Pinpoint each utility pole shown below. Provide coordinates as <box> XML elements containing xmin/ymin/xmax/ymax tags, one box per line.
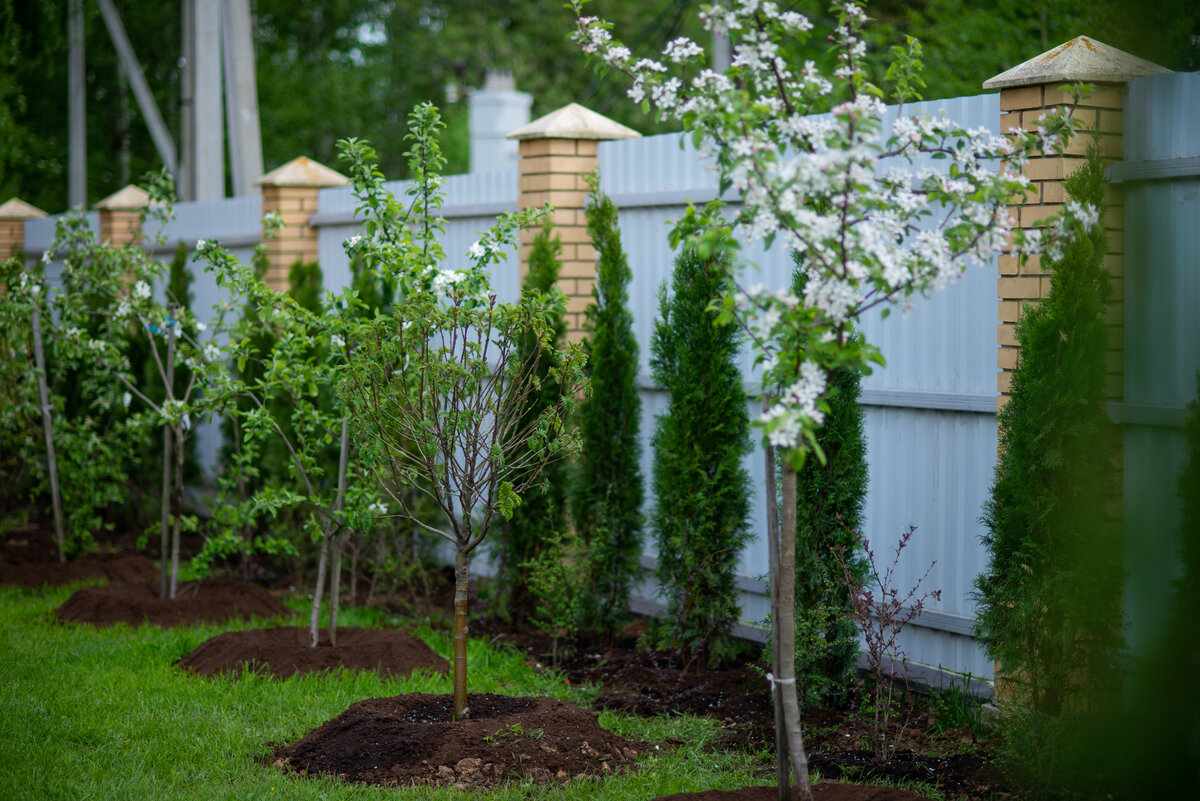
<box><xmin>221</xmin><ymin>0</ymin><xmax>263</xmax><ymax>196</ymax></box>
<box><xmin>68</xmin><ymin>0</ymin><xmax>85</xmax><ymax>208</ymax></box>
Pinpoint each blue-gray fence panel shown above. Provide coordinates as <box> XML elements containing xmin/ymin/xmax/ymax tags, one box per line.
<box><xmin>1116</xmin><ymin>71</ymin><xmax>1200</xmax><ymax>655</ymax></box>
<box><xmin>600</xmin><ymin>92</ymin><xmax>1001</xmax><ymax>679</ymax></box>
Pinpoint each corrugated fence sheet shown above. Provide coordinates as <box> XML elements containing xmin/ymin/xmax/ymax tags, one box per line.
<box><xmin>1117</xmin><ymin>71</ymin><xmax>1200</xmax><ymax>655</ymax></box>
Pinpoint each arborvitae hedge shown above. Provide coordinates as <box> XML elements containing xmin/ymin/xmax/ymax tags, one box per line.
<box><xmin>649</xmin><ymin>243</ymin><xmax>751</xmax><ymax>666</ymax></box>
<box><xmin>497</xmin><ymin>220</ymin><xmax>568</xmax><ymax>621</ymax></box>
<box><xmin>974</xmin><ymin>145</ymin><xmax>1122</xmax><ymax>718</ymax></box>
<box><xmin>573</xmin><ymin>185</ymin><xmax>643</xmax><ymax>636</ymax></box>
<box><xmin>792</xmin><ymin>267</ymin><xmax>868</xmax><ymax>706</ymax></box>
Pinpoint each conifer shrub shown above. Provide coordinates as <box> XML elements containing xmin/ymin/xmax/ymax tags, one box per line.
<box><xmin>974</xmin><ymin>145</ymin><xmax>1123</xmax><ymax>720</ymax></box>
<box><xmin>649</xmin><ymin>242</ymin><xmax>752</xmax><ymax>667</ymax></box>
<box><xmin>572</xmin><ymin>183</ymin><xmax>644</xmax><ymax>637</ymax></box>
<box><xmin>496</xmin><ymin>219</ymin><xmax>568</xmax><ymax>621</ymax></box>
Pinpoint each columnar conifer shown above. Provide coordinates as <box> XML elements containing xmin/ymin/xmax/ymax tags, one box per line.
<box><xmin>650</xmin><ymin>243</ymin><xmax>751</xmax><ymax>667</ymax></box>
<box><xmin>573</xmin><ymin>184</ymin><xmax>643</xmax><ymax>637</ymax></box>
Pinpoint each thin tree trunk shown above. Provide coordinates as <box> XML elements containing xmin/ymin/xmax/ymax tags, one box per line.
<box><xmin>310</xmin><ymin>534</ymin><xmax>329</xmax><ymax>648</ymax></box>
<box><xmin>328</xmin><ymin>418</ymin><xmax>350</xmax><ymax>646</ymax></box>
<box><xmin>452</xmin><ymin>546</ymin><xmax>471</xmax><ymax>721</ymax></box>
<box><xmin>30</xmin><ymin>304</ymin><xmax>66</xmax><ymax>564</ymax></box>
<box><xmin>779</xmin><ymin>462</ymin><xmax>812</xmax><ymax>799</ymax></box>
<box><xmin>170</xmin><ymin>423</ymin><xmax>184</xmax><ymax>599</ymax></box>
<box><xmin>763</xmin><ymin>421</ymin><xmax>788</xmax><ymax>801</ymax></box>
<box><xmin>160</xmin><ymin>425</ymin><xmax>172</xmax><ymax>596</ymax></box>
<box><xmin>348</xmin><ymin>542</ymin><xmax>358</xmax><ymax>604</ymax></box>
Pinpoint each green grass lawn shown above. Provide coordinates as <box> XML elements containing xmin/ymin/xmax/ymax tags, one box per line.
<box><xmin>0</xmin><ymin>582</ymin><xmax>769</xmax><ymax>801</ymax></box>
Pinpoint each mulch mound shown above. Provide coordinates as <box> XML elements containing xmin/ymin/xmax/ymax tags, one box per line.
<box><xmin>651</xmin><ymin>782</ymin><xmax>936</xmax><ymax>800</ymax></box>
<box><xmin>179</xmin><ymin>626</ymin><xmax>449</xmax><ymax>678</ymax></box>
<box><xmin>272</xmin><ymin>692</ymin><xmax>642</xmax><ymax>789</ymax></box>
<box><xmin>54</xmin><ymin>578</ymin><xmax>293</xmax><ymax>627</ymax></box>
<box><xmin>0</xmin><ymin>552</ymin><xmax>157</xmax><ymax>588</ymax></box>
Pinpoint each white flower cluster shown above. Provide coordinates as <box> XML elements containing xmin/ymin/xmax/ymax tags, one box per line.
<box><xmin>431</xmin><ymin>269</ymin><xmax>466</xmax><ymax>297</ymax></box>
<box><xmin>133</xmin><ymin>281</ymin><xmax>152</xmax><ymax>300</ymax></box>
<box><xmin>467</xmin><ymin>241</ymin><xmax>487</xmax><ymax>261</ymax></box>
<box><xmin>573</xmin><ymin>0</ymin><xmax>1081</xmax><ymax>453</ymax></box>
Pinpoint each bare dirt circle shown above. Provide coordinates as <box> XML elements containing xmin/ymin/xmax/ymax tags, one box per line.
<box><xmin>54</xmin><ymin>578</ymin><xmax>293</xmax><ymax>627</ymax></box>
<box><xmin>650</xmin><ymin>783</ymin><xmax>937</xmax><ymax>800</ymax></box>
<box><xmin>179</xmin><ymin>625</ymin><xmax>449</xmax><ymax>678</ymax></box>
<box><xmin>272</xmin><ymin>692</ymin><xmax>642</xmax><ymax>789</ymax></box>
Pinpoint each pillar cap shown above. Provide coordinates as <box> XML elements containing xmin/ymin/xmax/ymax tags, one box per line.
<box><xmin>256</xmin><ymin>156</ymin><xmax>350</xmax><ymax>188</ymax></box>
<box><xmin>506</xmin><ymin>102</ymin><xmax>641</xmax><ymax>141</ymax></box>
<box><xmin>94</xmin><ymin>185</ymin><xmax>151</xmax><ymax>211</ymax></box>
<box><xmin>984</xmin><ymin>35</ymin><xmax>1170</xmax><ymax>90</ymax></box>
<box><xmin>0</xmin><ymin>197</ymin><xmax>48</xmax><ymax>219</ymax></box>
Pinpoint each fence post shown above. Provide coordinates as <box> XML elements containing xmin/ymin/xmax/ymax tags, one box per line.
<box><xmin>256</xmin><ymin>156</ymin><xmax>349</xmax><ymax>292</ymax></box>
<box><xmin>507</xmin><ymin>103</ymin><xmax>640</xmax><ymax>341</ymax></box>
<box><xmin>985</xmin><ymin>36</ymin><xmax>1169</xmax><ymax>409</ymax></box>
<box><xmin>0</xmin><ymin>197</ymin><xmax>47</xmax><ymax>261</ymax></box>
<box><xmin>95</xmin><ymin>185</ymin><xmax>150</xmax><ymax>246</ymax></box>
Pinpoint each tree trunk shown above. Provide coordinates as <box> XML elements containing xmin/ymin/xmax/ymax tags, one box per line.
<box><xmin>162</xmin><ymin>319</ymin><xmax>176</xmax><ymax>597</ymax></box>
<box><xmin>30</xmin><ymin>304</ymin><xmax>66</xmax><ymax>564</ymax></box>
<box><xmin>170</xmin><ymin>423</ymin><xmax>184</xmax><ymax>599</ymax></box>
<box><xmin>763</xmin><ymin>428</ymin><xmax>789</xmax><ymax>801</ymax></box>
<box><xmin>452</xmin><ymin>546</ymin><xmax>471</xmax><ymax>721</ymax></box>
<box><xmin>310</xmin><ymin>533</ymin><xmax>329</xmax><ymax>648</ymax></box>
<box><xmin>779</xmin><ymin>462</ymin><xmax>812</xmax><ymax>799</ymax></box>
<box><xmin>328</xmin><ymin>418</ymin><xmax>350</xmax><ymax>646</ymax></box>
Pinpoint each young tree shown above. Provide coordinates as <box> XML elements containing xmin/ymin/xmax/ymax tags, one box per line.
<box><xmin>336</xmin><ymin>104</ymin><xmax>587</xmax><ymax>721</ymax></box>
<box><xmin>571</xmin><ymin>2</ymin><xmax>1084</xmax><ymax>796</ymax></box>
<box><xmin>974</xmin><ymin>145</ymin><xmax>1122</xmax><ymax>716</ymax></box>
<box><xmin>649</xmin><ymin>242</ymin><xmax>752</xmax><ymax>668</ymax></box>
<box><xmin>572</xmin><ymin>183</ymin><xmax>644</xmax><ymax>638</ymax></box>
<box><xmin>494</xmin><ymin>219</ymin><xmax>569</xmax><ymax>620</ymax></box>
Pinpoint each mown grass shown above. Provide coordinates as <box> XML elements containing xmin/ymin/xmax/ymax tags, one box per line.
<box><xmin>0</xmin><ymin>581</ymin><xmax>769</xmax><ymax>801</ymax></box>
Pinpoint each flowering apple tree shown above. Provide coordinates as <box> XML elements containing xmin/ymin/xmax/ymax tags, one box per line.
<box><xmin>572</xmin><ymin>0</ymin><xmax>1091</xmax><ymax>796</ymax></box>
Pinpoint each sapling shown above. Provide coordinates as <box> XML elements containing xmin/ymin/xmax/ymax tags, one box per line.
<box><xmin>522</xmin><ymin>529</ymin><xmax>590</xmax><ymax>666</ymax></box>
<box><xmin>570</xmin><ymin>1</ymin><xmax>1086</xmax><ymax>796</ymax></box>
<box><xmin>337</xmin><ymin>103</ymin><xmax>588</xmax><ymax>721</ymax></box>
<box><xmin>832</xmin><ymin>525</ymin><xmax>941</xmax><ymax>763</ymax></box>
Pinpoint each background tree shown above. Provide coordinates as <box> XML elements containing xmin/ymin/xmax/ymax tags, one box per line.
<box><xmin>494</xmin><ymin>219</ymin><xmax>568</xmax><ymax>622</ymax></box>
<box><xmin>649</xmin><ymin>242</ymin><xmax>751</xmax><ymax>668</ymax></box>
<box><xmin>974</xmin><ymin>145</ymin><xmax>1123</xmax><ymax>731</ymax></box>
<box><xmin>572</xmin><ymin>183</ymin><xmax>643</xmax><ymax>639</ymax></box>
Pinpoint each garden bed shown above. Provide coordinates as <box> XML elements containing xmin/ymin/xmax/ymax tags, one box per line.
<box><xmin>54</xmin><ymin>577</ymin><xmax>293</xmax><ymax>627</ymax></box>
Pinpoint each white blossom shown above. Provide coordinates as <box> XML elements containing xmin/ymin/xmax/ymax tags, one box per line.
<box><xmin>133</xmin><ymin>281</ymin><xmax>151</xmax><ymax>300</ymax></box>
<box><xmin>467</xmin><ymin>241</ymin><xmax>487</xmax><ymax>260</ymax></box>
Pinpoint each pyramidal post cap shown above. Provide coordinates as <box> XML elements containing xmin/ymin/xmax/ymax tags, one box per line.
<box><xmin>983</xmin><ymin>35</ymin><xmax>1170</xmax><ymax>90</ymax></box>
<box><xmin>256</xmin><ymin>156</ymin><xmax>350</xmax><ymax>188</ymax></box>
<box><xmin>94</xmin><ymin>184</ymin><xmax>152</xmax><ymax>211</ymax></box>
<box><xmin>506</xmin><ymin>102</ymin><xmax>641</xmax><ymax>141</ymax></box>
<box><xmin>0</xmin><ymin>197</ymin><xmax>49</xmax><ymax>219</ymax></box>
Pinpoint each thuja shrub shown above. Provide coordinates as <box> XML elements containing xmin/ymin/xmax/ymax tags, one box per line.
<box><xmin>974</xmin><ymin>145</ymin><xmax>1122</xmax><ymax>720</ymax></box>
<box><xmin>495</xmin><ymin>219</ymin><xmax>568</xmax><ymax>620</ymax></box>
<box><xmin>649</xmin><ymin>242</ymin><xmax>752</xmax><ymax>667</ymax></box>
<box><xmin>572</xmin><ymin>183</ymin><xmax>644</xmax><ymax>637</ymax></box>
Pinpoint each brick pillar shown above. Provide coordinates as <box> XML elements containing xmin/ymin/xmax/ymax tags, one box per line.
<box><xmin>95</xmin><ymin>185</ymin><xmax>151</xmax><ymax>246</ymax></box>
<box><xmin>0</xmin><ymin>197</ymin><xmax>47</xmax><ymax>261</ymax></box>
<box><xmin>508</xmin><ymin>103</ymin><xmax>640</xmax><ymax>341</ymax></box>
<box><xmin>985</xmin><ymin>36</ymin><xmax>1169</xmax><ymax>409</ymax></box>
<box><xmin>255</xmin><ymin>156</ymin><xmax>349</xmax><ymax>292</ymax></box>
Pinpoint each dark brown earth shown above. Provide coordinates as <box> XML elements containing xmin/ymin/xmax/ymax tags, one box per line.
<box><xmin>476</xmin><ymin>619</ymin><xmax>1000</xmax><ymax>801</ymax></box>
<box><xmin>0</xmin><ymin>550</ymin><xmax>157</xmax><ymax>587</ymax></box>
<box><xmin>272</xmin><ymin>692</ymin><xmax>642</xmax><ymax>789</ymax></box>
<box><xmin>179</xmin><ymin>625</ymin><xmax>449</xmax><ymax>678</ymax></box>
<box><xmin>54</xmin><ymin>578</ymin><xmax>293</xmax><ymax>627</ymax></box>
<box><xmin>651</xmin><ymin>783</ymin><xmax>937</xmax><ymax>800</ymax></box>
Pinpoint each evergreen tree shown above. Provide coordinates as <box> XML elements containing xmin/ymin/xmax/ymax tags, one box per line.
<box><xmin>792</xmin><ymin>261</ymin><xmax>869</xmax><ymax>706</ymax></box>
<box><xmin>496</xmin><ymin>219</ymin><xmax>568</xmax><ymax>620</ymax></box>
<box><xmin>974</xmin><ymin>145</ymin><xmax>1122</xmax><ymax>718</ymax></box>
<box><xmin>650</xmin><ymin>242</ymin><xmax>752</xmax><ymax>667</ymax></box>
<box><xmin>573</xmin><ymin>184</ymin><xmax>643</xmax><ymax>637</ymax></box>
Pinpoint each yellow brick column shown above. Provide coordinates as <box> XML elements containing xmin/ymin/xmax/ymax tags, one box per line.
<box><xmin>507</xmin><ymin>103</ymin><xmax>640</xmax><ymax>341</ymax></box>
<box><xmin>985</xmin><ymin>36</ymin><xmax>1169</xmax><ymax>408</ymax></box>
<box><xmin>255</xmin><ymin>157</ymin><xmax>349</xmax><ymax>292</ymax></box>
<box><xmin>0</xmin><ymin>197</ymin><xmax>47</xmax><ymax>261</ymax></box>
<box><xmin>95</xmin><ymin>185</ymin><xmax>151</xmax><ymax>246</ymax></box>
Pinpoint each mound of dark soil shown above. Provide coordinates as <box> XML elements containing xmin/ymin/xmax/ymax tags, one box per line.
<box><xmin>54</xmin><ymin>578</ymin><xmax>292</xmax><ymax>627</ymax></box>
<box><xmin>179</xmin><ymin>626</ymin><xmax>449</xmax><ymax>678</ymax></box>
<box><xmin>0</xmin><ymin>551</ymin><xmax>157</xmax><ymax>588</ymax></box>
<box><xmin>272</xmin><ymin>692</ymin><xmax>641</xmax><ymax>789</ymax></box>
<box><xmin>650</xmin><ymin>782</ymin><xmax>936</xmax><ymax>800</ymax></box>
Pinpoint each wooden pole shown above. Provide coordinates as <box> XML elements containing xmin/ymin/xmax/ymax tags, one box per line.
<box><xmin>31</xmin><ymin>304</ymin><xmax>66</xmax><ymax>563</ymax></box>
